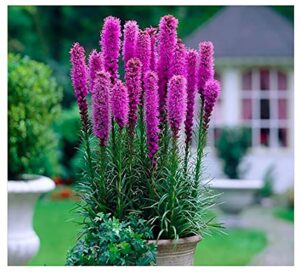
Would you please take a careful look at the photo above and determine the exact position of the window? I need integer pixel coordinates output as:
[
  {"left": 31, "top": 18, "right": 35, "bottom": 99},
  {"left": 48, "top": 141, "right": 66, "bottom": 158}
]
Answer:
[{"left": 241, "top": 68, "right": 289, "bottom": 148}]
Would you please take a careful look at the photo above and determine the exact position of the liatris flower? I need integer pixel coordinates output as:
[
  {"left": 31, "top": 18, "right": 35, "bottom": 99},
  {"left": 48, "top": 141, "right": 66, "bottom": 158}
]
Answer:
[
  {"left": 111, "top": 79, "right": 129, "bottom": 129},
  {"left": 70, "top": 42, "right": 89, "bottom": 130},
  {"left": 123, "top": 20, "right": 139, "bottom": 65},
  {"left": 171, "top": 39, "right": 187, "bottom": 77},
  {"left": 203, "top": 79, "right": 220, "bottom": 130},
  {"left": 144, "top": 71, "right": 160, "bottom": 160},
  {"left": 125, "top": 58, "right": 142, "bottom": 132},
  {"left": 100, "top": 16, "right": 121, "bottom": 84},
  {"left": 136, "top": 30, "right": 151, "bottom": 78},
  {"left": 157, "top": 15, "right": 178, "bottom": 119},
  {"left": 167, "top": 75, "right": 187, "bottom": 138},
  {"left": 92, "top": 71, "right": 111, "bottom": 146},
  {"left": 146, "top": 27, "right": 158, "bottom": 71},
  {"left": 198, "top": 41, "right": 214, "bottom": 95},
  {"left": 88, "top": 49, "right": 103, "bottom": 92},
  {"left": 184, "top": 49, "right": 199, "bottom": 145}
]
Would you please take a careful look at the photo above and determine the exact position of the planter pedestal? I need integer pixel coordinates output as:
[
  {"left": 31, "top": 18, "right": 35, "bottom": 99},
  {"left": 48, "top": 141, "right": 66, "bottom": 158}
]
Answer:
[
  {"left": 211, "top": 179, "right": 263, "bottom": 227},
  {"left": 149, "top": 235, "right": 201, "bottom": 266},
  {"left": 8, "top": 176, "right": 55, "bottom": 266}
]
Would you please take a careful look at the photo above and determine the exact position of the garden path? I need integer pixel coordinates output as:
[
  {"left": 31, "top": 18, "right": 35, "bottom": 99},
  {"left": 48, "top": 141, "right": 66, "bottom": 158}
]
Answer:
[{"left": 240, "top": 206, "right": 294, "bottom": 266}]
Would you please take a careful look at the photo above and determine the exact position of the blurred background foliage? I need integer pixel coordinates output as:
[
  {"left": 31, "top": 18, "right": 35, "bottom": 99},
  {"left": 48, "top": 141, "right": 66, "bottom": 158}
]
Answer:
[
  {"left": 8, "top": 53, "right": 63, "bottom": 179},
  {"left": 8, "top": 5, "right": 293, "bottom": 181}
]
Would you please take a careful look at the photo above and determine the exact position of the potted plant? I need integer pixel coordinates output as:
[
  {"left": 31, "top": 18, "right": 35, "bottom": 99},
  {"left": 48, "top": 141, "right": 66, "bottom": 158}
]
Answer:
[
  {"left": 67, "top": 15, "right": 222, "bottom": 266},
  {"left": 8, "top": 54, "right": 62, "bottom": 265},
  {"left": 211, "top": 127, "right": 263, "bottom": 221}
]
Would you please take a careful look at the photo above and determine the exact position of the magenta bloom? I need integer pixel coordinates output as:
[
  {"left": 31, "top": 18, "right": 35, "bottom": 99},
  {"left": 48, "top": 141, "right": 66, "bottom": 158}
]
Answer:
[
  {"left": 136, "top": 30, "right": 151, "bottom": 78},
  {"left": 125, "top": 58, "right": 142, "bottom": 131},
  {"left": 146, "top": 27, "right": 158, "bottom": 71},
  {"left": 171, "top": 39, "right": 187, "bottom": 77},
  {"left": 144, "top": 71, "right": 160, "bottom": 159},
  {"left": 70, "top": 42, "right": 88, "bottom": 98},
  {"left": 88, "top": 49, "right": 103, "bottom": 92},
  {"left": 92, "top": 71, "right": 111, "bottom": 146},
  {"left": 167, "top": 75, "right": 187, "bottom": 138},
  {"left": 100, "top": 16, "right": 121, "bottom": 84},
  {"left": 198, "top": 41, "right": 214, "bottom": 95},
  {"left": 111, "top": 79, "right": 129, "bottom": 129},
  {"left": 123, "top": 20, "right": 139, "bottom": 65},
  {"left": 157, "top": 15, "right": 178, "bottom": 118},
  {"left": 203, "top": 79, "right": 220, "bottom": 130},
  {"left": 184, "top": 49, "right": 199, "bottom": 145},
  {"left": 70, "top": 43, "right": 89, "bottom": 131}
]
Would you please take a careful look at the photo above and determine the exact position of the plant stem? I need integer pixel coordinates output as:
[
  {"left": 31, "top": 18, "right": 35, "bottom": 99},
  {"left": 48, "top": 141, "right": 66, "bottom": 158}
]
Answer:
[{"left": 195, "top": 96, "right": 205, "bottom": 183}]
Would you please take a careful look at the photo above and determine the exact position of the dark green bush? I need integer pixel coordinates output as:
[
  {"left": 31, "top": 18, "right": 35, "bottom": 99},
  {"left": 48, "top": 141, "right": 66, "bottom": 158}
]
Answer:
[
  {"left": 8, "top": 53, "right": 63, "bottom": 179},
  {"left": 215, "top": 127, "right": 251, "bottom": 179},
  {"left": 53, "top": 103, "right": 81, "bottom": 179},
  {"left": 66, "top": 213, "right": 157, "bottom": 266}
]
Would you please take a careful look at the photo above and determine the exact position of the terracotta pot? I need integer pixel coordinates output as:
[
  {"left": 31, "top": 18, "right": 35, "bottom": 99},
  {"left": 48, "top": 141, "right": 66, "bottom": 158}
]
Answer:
[
  {"left": 8, "top": 175, "right": 55, "bottom": 266},
  {"left": 149, "top": 235, "right": 201, "bottom": 266}
]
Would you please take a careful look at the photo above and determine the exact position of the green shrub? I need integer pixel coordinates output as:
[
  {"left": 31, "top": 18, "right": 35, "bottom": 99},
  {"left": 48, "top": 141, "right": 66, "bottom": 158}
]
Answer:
[
  {"left": 66, "top": 213, "right": 157, "bottom": 266},
  {"left": 258, "top": 166, "right": 274, "bottom": 198},
  {"left": 54, "top": 103, "right": 81, "bottom": 179},
  {"left": 8, "top": 53, "right": 63, "bottom": 179},
  {"left": 215, "top": 127, "right": 251, "bottom": 179}
]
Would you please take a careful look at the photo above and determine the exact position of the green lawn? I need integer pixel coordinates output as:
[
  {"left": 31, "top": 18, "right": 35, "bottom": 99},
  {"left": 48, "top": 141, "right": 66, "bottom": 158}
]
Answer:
[
  {"left": 29, "top": 198, "right": 80, "bottom": 266},
  {"left": 194, "top": 228, "right": 267, "bottom": 265},
  {"left": 29, "top": 196, "right": 267, "bottom": 266},
  {"left": 273, "top": 208, "right": 294, "bottom": 223}
]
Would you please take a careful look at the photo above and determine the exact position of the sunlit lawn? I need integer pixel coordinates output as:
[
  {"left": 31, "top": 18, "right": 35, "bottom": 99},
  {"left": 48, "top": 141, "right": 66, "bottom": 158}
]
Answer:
[{"left": 29, "top": 194, "right": 267, "bottom": 266}]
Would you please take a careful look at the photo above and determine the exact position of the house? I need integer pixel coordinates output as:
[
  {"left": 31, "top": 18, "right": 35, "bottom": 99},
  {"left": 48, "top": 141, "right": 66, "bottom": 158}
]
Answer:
[{"left": 185, "top": 6, "right": 294, "bottom": 192}]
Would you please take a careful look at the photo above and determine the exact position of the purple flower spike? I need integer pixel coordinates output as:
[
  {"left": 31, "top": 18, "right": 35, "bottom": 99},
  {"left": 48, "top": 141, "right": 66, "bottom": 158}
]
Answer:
[
  {"left": 70, "top": 42, "right": 88, "bottom": 98},
  {"left": 203, "top": 79, "right": 220, "bottom": 130},
  {"left": 144, "top": 71, "right": 160, "bottom": 160},
  {"left": 171, "top": 39, "right": 187, "bottom": 77},
  {"left": 198, "top": 41, "right": 214, "bottom": 95},
  {"left": 146, "top": 27, "right": 158, "bottom": 71},
  {"left": 100, "top": 16, "right": 121, "bottom": 84},
  {"left": 136, "top": 30, "right": 151, "bottom": 78},
  {"left": 123, "top": 20, "right": 139, "bottom": 65},
  {"left": 88, "top": 49, "right": 103, "bottom": 93},
  {"left": 125, "top": 57, "right": 142, "bottom": 131},
  {"left": 70, "top": 43, "right": 89, "bottom": 131},
  {"left": 157, "top": 15, "right": 178, "bottom": 119},
  {"left": 92, "top": 71, "right": 111, "bottom": 146},
  {"left": 184, "top": 49, "right": 199, "bottom": 145},
  {"left": 167, "top": 75, "right": 187, "bottom": 138},
  {"left": 111, "top": 79, "right": 129, "bottom": 129}
]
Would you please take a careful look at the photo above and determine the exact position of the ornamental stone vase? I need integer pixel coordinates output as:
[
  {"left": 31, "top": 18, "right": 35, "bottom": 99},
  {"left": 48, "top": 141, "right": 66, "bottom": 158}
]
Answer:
[
  {"left": 210, "top": 178, "right": 263, "bottom": 226},
  {"left": 8, "top": 175, "right": 55, "bottom": 266}
]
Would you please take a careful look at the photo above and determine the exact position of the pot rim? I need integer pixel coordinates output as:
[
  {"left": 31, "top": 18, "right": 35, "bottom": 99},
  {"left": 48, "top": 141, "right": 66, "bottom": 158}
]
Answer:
[
  {"left": 148, "top": 234, "right": 202, "bottom": 246},
  {"left": 8, "top": 175, "right": 55, "bottom": 194}
]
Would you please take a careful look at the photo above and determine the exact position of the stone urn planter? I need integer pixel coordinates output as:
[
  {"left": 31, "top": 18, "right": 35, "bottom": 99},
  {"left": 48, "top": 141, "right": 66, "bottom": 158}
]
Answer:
[
  {"left": 8, "top": 175, "right": 55, "bottom": 266},
  {"left": 149, "top": 235, "right": 201, "bottom": 266},
  {"left": 210, "top": 178, "right": 263, "bottom": 226}
]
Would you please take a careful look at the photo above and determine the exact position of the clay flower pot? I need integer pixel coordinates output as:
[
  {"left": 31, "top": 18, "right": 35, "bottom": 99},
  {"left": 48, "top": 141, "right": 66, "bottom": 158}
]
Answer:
[
  {"left": 149, "top": 235, "right": 201, "bottom": 266},
  {"left": 8, "top": 175, "right": 55, "bottom": 266}
]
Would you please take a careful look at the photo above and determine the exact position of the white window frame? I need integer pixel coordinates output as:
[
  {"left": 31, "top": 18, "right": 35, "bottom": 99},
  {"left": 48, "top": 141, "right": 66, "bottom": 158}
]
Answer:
[{"left": 241, "top": 68, "right": 290, "bottom": 150}]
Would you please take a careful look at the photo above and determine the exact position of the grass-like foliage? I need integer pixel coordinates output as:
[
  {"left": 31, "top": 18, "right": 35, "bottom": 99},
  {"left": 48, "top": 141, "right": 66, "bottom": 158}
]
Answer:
[{"left": 68, "top": 14, "right": 223, "bottom": 265}]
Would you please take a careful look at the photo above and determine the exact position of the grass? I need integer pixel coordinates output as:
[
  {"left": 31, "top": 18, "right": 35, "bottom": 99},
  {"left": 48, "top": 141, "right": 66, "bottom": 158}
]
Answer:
[
  {"left": 194, "top": 228, "right": 267, "bottom": 266},
  {"left": 28, "top": 196, "right": 267, "bottom": 266},
  {"left": 273, "top": 208, "right": 294, "bottom": 223},
  {"left": 29, "top": 197, "right": 80, "bottom": 266}
]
